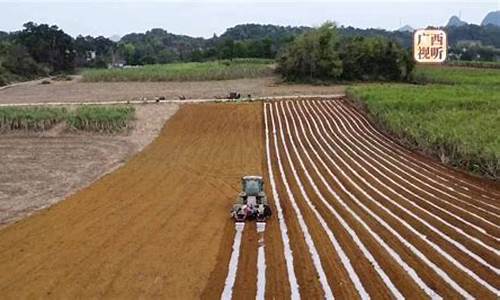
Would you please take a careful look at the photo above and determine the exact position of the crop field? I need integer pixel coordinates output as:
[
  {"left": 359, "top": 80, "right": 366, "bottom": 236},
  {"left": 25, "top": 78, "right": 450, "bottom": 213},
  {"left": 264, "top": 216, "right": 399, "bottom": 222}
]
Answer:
[
  {"left": 67, "top": 105, "right": 135, "bottom": 132},
  {"left": 81, "top": 59, "right": 274, "bottom": 82},
  {"left": 0, "top": 105, "right": 135, "bottom": 133},
  {"left": 446, "top": 60, "right": 500, "bottom": 69},
  {"left": 348, "top": 66, "right": 500, "bottom": 178},
  {"left": 216, "top": 99, "right": 498, "bottom": 299},
  {"left": 0, "top": 106, "right": 67, "bottom": 131},
  {"left": 414, "top": 65, "right": 500, "bottom": 85},
  {"left": 0, "top": 100, "right": 497, "bottom": 299}
]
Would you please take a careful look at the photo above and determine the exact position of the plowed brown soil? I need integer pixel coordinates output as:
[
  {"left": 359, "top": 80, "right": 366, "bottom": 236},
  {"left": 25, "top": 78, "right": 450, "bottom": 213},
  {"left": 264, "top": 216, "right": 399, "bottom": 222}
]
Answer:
[
  {"left": 1, "top": 98, "right": 498, "bottom": 299},
  {"left": 262, "top": 100, "right": 498, "bottom": 299},
  {"left": 0, "top": 104, "right": 178, "bottom": 228},
  {"left": 0, "top": 102, "right": 263, "bottom": 298}
]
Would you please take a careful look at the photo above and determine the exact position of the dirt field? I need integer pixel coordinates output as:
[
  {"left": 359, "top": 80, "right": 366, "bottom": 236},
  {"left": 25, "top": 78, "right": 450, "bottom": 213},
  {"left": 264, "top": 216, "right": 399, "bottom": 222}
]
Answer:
[
  {"left": 0, "top": 102, "right": 263, "bottom": 298},
  {"left": 0, "top": 104, "right": 178, "bottom": 227},
  {"left": 0, "top": 99, "right": 498, "bottom": 299},
  {"left": 0, "top": 76, "right": 345, "bottom": 104}
]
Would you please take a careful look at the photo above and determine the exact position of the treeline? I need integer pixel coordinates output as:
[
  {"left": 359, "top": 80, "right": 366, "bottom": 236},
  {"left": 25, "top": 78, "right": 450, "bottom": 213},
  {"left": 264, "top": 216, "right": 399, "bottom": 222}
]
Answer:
[
  {"left": 0, "top": 22, "right": 116, "bottom": 85},
  {"left": 277, "top": 23, "right": 414, "bottom": 82},
  {"left": 114, "top": 24, "right": 500, "bottom": 65},
  {"left": 116, "top": 25, "right": 305, "bottom": 65},
  {"left": 1, "top": 21, "right": 500, "bottom": 85}
]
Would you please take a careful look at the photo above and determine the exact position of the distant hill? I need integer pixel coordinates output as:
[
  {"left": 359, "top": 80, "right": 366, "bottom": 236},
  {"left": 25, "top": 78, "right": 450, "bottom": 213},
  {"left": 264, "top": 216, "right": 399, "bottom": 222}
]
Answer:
[
  {"left": 447, "top": 16, "right": 467, "bottom": 27},
  {"left": 481, "top": 11, "right": 500, "bottom": 26},
  {"left": 218, "top": 24, "right": 311, "bottom": 41},
  {"left": 119, "top": 28, "right": 207, "bottom": 63},
  {"left": 397, "top": 25, "right": 414, "bottom": 32}
]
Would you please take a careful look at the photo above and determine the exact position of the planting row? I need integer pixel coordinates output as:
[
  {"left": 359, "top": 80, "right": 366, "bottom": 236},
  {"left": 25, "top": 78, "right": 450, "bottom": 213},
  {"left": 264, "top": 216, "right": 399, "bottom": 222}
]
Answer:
[
  {"left": 81, "top": 59, "right": 274, "bottom": 82},
  {"left": 347, "top": 66, "right": 500, "bottom": 178},
  {"left": 255, "top": 99, "right": 498, "bottom": 299},
  {"left": 0, "top": 105, "right": 135, "bottom": 133}
]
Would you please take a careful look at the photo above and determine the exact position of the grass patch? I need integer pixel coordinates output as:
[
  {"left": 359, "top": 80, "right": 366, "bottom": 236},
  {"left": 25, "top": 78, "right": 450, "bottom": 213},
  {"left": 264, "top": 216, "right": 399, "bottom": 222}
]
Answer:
[
  {"left": 414, "top": 65, "right": 500, "bottom": 85},
  {"left": 0, "top": 106, "right": 67, "bottom": 131},
  {"left": 347, "top": 66, "right": 500, "bottom": 178},
  {"left": 67, "top": 105, "right": 135, "bottom": 133},
  {"left": 81, "top": 59, "right": 274, "bottom": 82},
  {"left": 446, "top": 60, "right": 500, "bottom": 69}
]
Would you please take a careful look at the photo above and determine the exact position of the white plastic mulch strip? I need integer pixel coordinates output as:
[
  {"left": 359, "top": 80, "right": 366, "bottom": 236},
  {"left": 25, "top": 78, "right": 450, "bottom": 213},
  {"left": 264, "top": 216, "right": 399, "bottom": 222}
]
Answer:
[
  {"left": 270, "top": 102, "right": 334, "bottom": 299},
  {"left": 310, "top": 101, "right": 500, "bottom": 271},
  {"left": 305, "top": 100, "right": 500, "bottom": 294},
  {"left": 256, "top": 222, "right": 266, "bottom": 300},
  {"left": 335, "top": 100, "right": 500, "bottom": 203},
  {"left": 329, "top": 101, "right": 500, "bottom": 222},
  {"left": 325, "top": 101, "right": 500, "bottom": 238},
  {"left": 264, "top": 103, "right": 300, "bottom": 299},
  {"left": 275, "top": 102, "right": 371, "bottom": 299},
  {"left": 281, "top": 101, "right": 405, "bottom": 299},
  {"left": 221, "top": 222, "right": 245, "bottom": 300},
  {"left": 291, "top": 101, "right": 443, "bottom": 299},
  {"left": 299, "top": 100, "right": 495, "bottom": 298}
]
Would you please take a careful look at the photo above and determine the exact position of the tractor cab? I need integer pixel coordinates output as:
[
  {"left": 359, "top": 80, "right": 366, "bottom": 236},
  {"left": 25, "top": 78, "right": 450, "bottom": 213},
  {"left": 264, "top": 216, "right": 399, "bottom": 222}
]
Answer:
[{"left": 241, "top": 176, "right": 264, "bottom": 196}]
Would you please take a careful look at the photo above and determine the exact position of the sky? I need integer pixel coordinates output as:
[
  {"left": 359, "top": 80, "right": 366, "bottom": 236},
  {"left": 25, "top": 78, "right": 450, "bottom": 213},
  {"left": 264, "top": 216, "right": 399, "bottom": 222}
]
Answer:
[{"left": 0, "top": 1, "right": 498, "bottom": 38}]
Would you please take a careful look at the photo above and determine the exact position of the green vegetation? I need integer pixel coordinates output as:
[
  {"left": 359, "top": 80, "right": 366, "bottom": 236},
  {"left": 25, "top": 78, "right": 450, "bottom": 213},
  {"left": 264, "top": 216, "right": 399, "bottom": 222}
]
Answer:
[
  {"left": 81, "top": 59, "right": 274, "bottom": 82},
  {"left": 414, "top": 65, "right": 500, "bottom": 85},
  {"left": 348, "top": 66, "right": 500, "bottom": 178},
  {"left": 277, "top": 23, "right": 342, "bottom": 82},
  {"left": 446, "top": 60, "right": 500, "bottom": 69},
  {"left": 277, "top": 23, "right": 413, "bottom": 82},
  {"left": 115, "top": 23, "right": 500, "bottom": 65},
  {"left": 0, "top": 106, "right": 67, "bottom": 131},
  {"left": 0, "top": 43, "right": 48, "bottom": 86},
  {"left": 2, "top": 20, "right": 499, "bottom": 86},
  {"left": 67, "top": 105, "right": 135, "bottom": 133},
  {"left": 0, "top": 105, "right": 135, "bottom": 133}
]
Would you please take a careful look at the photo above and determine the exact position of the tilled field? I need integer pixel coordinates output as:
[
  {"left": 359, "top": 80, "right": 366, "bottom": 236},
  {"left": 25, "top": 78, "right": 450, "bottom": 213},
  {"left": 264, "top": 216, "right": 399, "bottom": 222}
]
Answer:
[
  {"left": 0, "top": 99, "right": 498, "bottom": 299},
  {"left": 220, "top": 99, "right": 499, "bottom": 299},
  {"left": 0, "top": 103, "right": 263, "bottom": 298},
  {"left": 0, "top": 104, "right": 178, "bottom": 228}
]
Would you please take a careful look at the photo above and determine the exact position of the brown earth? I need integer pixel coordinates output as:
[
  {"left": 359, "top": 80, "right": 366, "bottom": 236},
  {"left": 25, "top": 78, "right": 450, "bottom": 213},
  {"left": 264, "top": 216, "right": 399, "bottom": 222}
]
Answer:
[
  {"left": 0, "top": 99, "right": 498, "bottom": 299},
  {"left": 0, "top": 102, "right": 264, "bottom": 298},
  {"left": 259, "top": 100, "right": 498, "bottom": 299},
  {"left": 0, "top": 104, "right": 178, "bottom": 228},
  {"left": 0, "top": 76, "right": 345, "bottom": 104}
]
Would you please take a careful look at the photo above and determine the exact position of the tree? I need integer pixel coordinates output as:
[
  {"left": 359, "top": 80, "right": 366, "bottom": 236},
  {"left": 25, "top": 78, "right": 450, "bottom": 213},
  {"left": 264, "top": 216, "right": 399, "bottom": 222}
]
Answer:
[
  {"left": 339, "top": 37, "right": 413, "bottom": 81},
  {"left": 218, "top": 39, "right": 235, "bottom": 60},
  {"left": 277, "top": 22, "right": 343, "bottom": 81},
  {"left": 16, "top": 22, "right": 75, "bottom": 72},
  {"left": 118, "top": 43, "right": 138, "bottom": 65},
  {"left": 0, "top": 42, "right": 47, "bottom": 85},
  {"left": 277, "top": 23, "right": 414, "bottom": 82}
]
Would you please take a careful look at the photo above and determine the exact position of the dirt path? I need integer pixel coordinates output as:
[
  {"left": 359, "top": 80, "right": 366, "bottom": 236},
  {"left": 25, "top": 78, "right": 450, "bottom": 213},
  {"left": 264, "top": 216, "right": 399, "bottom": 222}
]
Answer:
[
  {"left": 0, "top": 103, "right": 263, "bottom": 298},
  {"left": 0, "top": 76, "right": 345, "bottom": 104}
]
